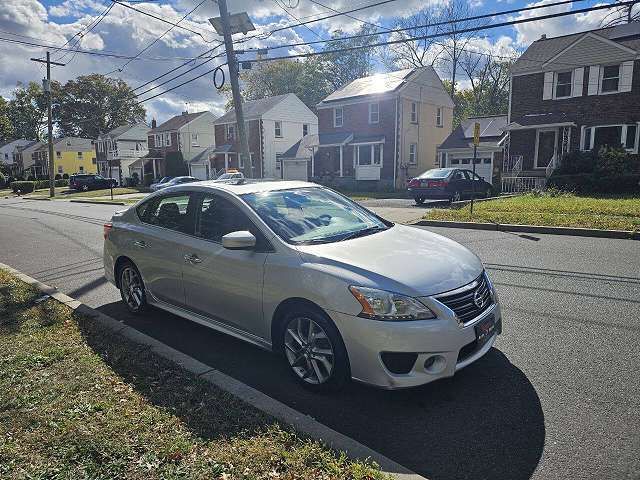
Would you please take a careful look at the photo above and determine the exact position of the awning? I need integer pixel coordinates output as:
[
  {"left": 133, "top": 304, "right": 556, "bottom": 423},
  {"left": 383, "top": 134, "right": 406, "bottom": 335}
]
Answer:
[
  {"left": 350, "top": 134, "right": 385, "bottom": 145},
  {"left": 503, "top": 112, "right": 576, "bottom": 131}
]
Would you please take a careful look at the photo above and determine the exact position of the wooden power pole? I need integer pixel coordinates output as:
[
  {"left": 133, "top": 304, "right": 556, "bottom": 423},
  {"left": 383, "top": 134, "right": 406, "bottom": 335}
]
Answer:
[{"left": 30, "top": 52, "right": 65, "bottom": 198}]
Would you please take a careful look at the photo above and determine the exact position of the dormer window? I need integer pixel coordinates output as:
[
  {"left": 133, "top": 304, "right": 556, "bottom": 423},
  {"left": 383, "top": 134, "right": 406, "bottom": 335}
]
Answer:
[
  {"left": 601, "top": 65, "right": 620, "bottom": 93},
  {"left": 555, "top": 71, "right": 572, "bottom": 98}
]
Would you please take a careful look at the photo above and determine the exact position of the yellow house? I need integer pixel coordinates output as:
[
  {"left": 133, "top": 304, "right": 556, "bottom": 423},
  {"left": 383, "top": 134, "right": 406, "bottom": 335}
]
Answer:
[{"left": 35, "top": 137, "right": 97, "bottom": 176}]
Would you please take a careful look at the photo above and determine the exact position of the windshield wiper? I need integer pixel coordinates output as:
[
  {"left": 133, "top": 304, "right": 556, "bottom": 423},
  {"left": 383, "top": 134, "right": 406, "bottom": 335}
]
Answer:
[{"left": 340, "top": 226, "right": 386, "bottom": 241}]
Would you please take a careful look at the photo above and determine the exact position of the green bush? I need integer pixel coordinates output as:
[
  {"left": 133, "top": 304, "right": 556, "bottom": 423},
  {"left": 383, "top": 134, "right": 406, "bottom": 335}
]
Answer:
[
  {"left": 557, "top": 150, "right": 596, "bottom": 175},
  {"left": 596, "top": 147, "right": 637, "bottom": 176},
  {"left": 62, "top": 173, "right": 69, "bottom": 179},
  {"left": 0, "top": 172, "right": 7, "bottom": 188},
  {"left": 143, "top": 173, "right": 154, "bottom": 187},
  {"left": 10, "top": 181, "right": 35, "bottom": 194},
  {"left": 548, "top": 173, "right": 640, "bottom": 194}
]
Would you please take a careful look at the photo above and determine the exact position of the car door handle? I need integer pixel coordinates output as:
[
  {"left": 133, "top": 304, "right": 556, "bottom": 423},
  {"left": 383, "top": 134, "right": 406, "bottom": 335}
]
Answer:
[
  {"left": 183, "top": 253, "right": 202, "bottom": 264},
  {"left": 133, "top": 240, "right": 147, "bottom": 248}
]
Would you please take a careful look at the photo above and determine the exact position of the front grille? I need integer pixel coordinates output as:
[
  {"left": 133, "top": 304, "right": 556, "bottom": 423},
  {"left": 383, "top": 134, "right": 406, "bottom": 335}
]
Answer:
[{"left": 436, "top": 272, "right": 492, "bottom": 324}]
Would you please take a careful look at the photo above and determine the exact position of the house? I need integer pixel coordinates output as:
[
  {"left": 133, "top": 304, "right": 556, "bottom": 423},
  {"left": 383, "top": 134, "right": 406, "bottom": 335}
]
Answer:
[
  {"left": 137, "top": 111, "right": 216, "bottom": 180},
  {"left": 437, "top": 115, "right": 508, "bottom": 185},
  {"left": 33, "top": 137, "right": 97, "bottom": 177},
  {"left": 208, "top": 93, "right": 318, "bottom": 180},
  {"left": 1, "top": 139, "right": 32, "bottom": 174},
  {"left": 298, "top": 67, "right": 453, "bottom": 189},
  {"left": 14, "top": 141, "right": 44, "bottom": 178},
  {"left": 504, "top": 22, "right": 640, "bottom": 190},
  {"left": 95, "top": 123, "right": 149, "bottom": 183}
]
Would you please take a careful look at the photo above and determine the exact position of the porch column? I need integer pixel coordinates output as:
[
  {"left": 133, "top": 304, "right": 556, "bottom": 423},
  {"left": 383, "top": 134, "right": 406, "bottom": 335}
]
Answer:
[
  {"left": 311, "top": 147, "right": 315, "bottom": 177},
  {"left": 141, "top": 159, "right": 145, "bottom": 178},
  {"left": 224, "top": 153, "right": 229, "bottom": 171},
  {"left": 339, "top": 145, "right": 343, "bottom": 177},
  {"left": 152, "top": 158, "right": 157, "bottom": 179}
]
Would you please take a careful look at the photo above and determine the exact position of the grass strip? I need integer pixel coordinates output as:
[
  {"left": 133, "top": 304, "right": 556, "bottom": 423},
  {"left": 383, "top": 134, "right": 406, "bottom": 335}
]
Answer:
[{"left": 0, "top": 269, "right": 386, "bottom": 480}]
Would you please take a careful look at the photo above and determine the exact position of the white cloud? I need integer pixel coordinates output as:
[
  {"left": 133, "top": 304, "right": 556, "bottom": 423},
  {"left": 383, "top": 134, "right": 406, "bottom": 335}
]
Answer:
[{"left": 511, "top": 0, "right": 611, "bottom": 46}]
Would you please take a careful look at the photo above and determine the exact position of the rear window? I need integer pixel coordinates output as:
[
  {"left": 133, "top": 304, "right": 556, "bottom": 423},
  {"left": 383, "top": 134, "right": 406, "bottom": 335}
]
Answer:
[{"left": 418, "top": 169, "right": 452, "bottom": 179}]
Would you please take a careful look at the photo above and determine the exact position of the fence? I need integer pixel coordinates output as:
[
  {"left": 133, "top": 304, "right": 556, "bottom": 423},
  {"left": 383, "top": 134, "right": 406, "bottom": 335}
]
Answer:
[{"left": 501, "top": 176, "right": 547, "bottom": 193}]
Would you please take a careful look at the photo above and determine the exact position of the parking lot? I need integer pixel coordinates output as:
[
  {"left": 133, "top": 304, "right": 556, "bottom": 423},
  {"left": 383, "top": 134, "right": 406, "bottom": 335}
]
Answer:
[{"left": 0, "top": 197, "right": 638, "bottom": 479}]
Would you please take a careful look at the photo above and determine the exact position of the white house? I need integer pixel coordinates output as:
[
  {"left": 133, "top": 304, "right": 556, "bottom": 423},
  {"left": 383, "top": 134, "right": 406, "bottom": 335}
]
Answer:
[{"left": 95, "top": 123, "right": 149, "bottom": 183}]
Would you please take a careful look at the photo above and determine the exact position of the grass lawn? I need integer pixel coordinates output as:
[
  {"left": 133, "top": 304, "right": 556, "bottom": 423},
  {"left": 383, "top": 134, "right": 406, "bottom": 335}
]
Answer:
[
  {"left": 425, "top": 193, "right": 640, "bottom": 231},
  {"left": 57, "top": 187, "right": 148, "bottom": 198},
  {"left": 0, "top": 269, "right": 386, "bottom": 480}
]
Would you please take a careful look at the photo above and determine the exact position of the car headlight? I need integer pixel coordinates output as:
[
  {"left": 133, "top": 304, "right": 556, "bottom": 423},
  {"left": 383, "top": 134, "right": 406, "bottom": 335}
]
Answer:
[{"left": 348, "top": 286, "right": 436, "bottom": 321}]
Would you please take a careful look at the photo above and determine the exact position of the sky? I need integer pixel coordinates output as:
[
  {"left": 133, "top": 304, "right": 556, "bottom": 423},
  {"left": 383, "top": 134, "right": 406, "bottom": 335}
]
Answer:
[{"left": 0, "top": 0, "right": 630, "bottom": 125}]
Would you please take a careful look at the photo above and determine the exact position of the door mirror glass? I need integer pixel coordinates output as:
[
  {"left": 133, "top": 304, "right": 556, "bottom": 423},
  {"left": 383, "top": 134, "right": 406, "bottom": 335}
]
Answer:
[{"left": 222, "top": 231, "right": 256, "bottom": 250}]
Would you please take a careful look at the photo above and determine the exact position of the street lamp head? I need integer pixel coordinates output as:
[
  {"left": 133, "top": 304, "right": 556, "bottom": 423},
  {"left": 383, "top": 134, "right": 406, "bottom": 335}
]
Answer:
[{"left": 209, "top": 12, "right": 255, "bottom": 35}]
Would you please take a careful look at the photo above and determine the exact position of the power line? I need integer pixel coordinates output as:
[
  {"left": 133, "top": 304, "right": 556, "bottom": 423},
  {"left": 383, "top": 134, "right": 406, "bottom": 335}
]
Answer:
[
  {"left": 273, "top": 0, "right": 325, "bottom": 40},
  {"left": 137, "top": 62, "right": 228, "bottom": 103},
  {"left": 110, "top": 0, "right": 215, "bottom": 41},
  {"left": 105, "top": 0, "right": 208, "bottom": 75}
]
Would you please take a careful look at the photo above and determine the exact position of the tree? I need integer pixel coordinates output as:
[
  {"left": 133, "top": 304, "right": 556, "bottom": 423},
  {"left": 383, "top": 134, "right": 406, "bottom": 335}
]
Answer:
[
  {"left": 6, "top": 81, "right": 58, "bottom": 140},
  {"left": 600, "top": 0, "right": 639, "bottom": 26},
  {"left": 55, "top": 74, "right": 145, "bottom": 138},
  {"left": 458, "top": 51, "right": 513, "bottom": 118},
  {"left": 0, "top": 96, "right": 14, "bottom": 142}
]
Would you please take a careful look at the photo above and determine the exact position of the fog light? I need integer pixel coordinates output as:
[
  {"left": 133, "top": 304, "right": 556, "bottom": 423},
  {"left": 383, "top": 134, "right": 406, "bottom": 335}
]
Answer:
[{"left": 423, "top": 355, "right": 446, "bottom": 374}]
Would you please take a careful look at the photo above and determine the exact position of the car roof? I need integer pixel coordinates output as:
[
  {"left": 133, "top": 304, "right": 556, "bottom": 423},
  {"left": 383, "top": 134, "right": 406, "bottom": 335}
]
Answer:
[{"left": 164, "top": 180, "right": 319, "bottom": 196}]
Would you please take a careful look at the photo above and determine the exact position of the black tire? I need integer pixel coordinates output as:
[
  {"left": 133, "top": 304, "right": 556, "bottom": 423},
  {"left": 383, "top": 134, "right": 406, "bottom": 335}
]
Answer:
[
  {"left": 82, "top": 184, "right": 89, "bottom": 191},
  {"left": 280, "top": 305, "right": 350, "bottom": 392},
  {"left": 414, "top": 196, "right": 425, "bottom": 205},
  {"left": 118, "top": 260, "right": 149, "bottom": 314},
  {"left": 450, "top": 190, "right": 462, "bottom": 203}
]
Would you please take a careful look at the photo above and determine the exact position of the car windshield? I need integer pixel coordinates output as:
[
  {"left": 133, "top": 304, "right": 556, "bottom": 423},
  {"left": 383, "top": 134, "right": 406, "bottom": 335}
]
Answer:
[
  {"left": 241, "top": 187, "right": 390, "bottom": 245},
  {"left": 418, "top": 169, "right": 452, "bottom": 179},
  {"left": 159, "top": 177, "right": 171, "bottom": 183},
  {"left": 217, "top": 173, "right": 239, "bottom": 180}
]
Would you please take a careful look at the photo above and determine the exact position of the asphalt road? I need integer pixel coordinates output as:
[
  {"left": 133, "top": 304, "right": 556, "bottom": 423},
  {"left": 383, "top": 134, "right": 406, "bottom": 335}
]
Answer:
[{"left": 1, "top": 197, "right": 639, "bottom": 480}]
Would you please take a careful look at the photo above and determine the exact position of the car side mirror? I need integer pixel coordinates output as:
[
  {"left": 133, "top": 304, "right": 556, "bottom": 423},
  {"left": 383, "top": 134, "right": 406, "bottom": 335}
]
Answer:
[{"left": 222, "top": 231, "right": 256, "bottom": 250}]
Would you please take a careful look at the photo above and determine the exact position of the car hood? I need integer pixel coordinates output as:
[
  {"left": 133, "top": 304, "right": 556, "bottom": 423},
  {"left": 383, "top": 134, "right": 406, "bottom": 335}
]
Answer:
[{"left": 294, "top": 224, "right": 483, "bottom": 297}]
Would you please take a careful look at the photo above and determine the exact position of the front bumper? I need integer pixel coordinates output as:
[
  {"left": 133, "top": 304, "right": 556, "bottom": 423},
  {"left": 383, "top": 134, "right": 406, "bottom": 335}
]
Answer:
[{"left": 327, "top": 300, "right": 501, "bottom": 389}]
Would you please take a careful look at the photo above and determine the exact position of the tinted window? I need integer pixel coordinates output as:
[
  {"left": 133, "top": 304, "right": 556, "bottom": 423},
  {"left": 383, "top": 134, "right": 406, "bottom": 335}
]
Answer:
[
  {"left": 417, "top": 169, "right": 452, "bottom": 179},
  {"left": 139, "top": 194, "right": 195, "bottom": 234},
  {"left": 461, "top": 171, "right": 472, "bottom": 180},
  {"left": 451, "top": 170, "right": 465, "bottom": 181},
  {"left": 197, "top": 194, "right": 268, "bottom": 249}
]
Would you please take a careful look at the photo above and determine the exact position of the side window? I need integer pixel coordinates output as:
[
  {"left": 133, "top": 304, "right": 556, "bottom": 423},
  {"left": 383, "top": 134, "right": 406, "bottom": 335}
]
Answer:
[
  {"left": 139, "top": 193, "right": 195, "bottom": 234},
  {"left": 197, "top": 194, "right": 269, "bottom": 249},
  {"left": 461, "top": 171, "right": 472, "bottom": 180},
  {"left": 452, "top": 170, "right": 464, "bottom": 181}
]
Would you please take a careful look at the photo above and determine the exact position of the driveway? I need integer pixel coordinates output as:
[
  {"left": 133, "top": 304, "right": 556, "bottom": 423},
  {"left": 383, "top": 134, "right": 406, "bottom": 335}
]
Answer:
[
  {"left": 358, "top": 197, "right": 441, "bottom": 224},
  {"left": 0, "top": 197, "right": 638, "bottom": 480}
]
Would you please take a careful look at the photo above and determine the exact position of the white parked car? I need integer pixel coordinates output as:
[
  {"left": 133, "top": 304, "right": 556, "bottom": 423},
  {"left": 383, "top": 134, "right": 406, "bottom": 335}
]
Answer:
[{"left": 103, "top": 181, "right": 502, "bottom": 391}]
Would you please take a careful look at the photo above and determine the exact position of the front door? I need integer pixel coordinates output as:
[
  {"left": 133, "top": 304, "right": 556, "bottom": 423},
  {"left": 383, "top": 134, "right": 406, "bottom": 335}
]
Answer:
[
  {"left": 180, "top": 193, "right": 270, "bottom": 339},
  {"left": 535, "top": 129, "right": 557, "bottom": 168},
  {"left": 132, "top": 192, "right": 198, "bottom": 307}
]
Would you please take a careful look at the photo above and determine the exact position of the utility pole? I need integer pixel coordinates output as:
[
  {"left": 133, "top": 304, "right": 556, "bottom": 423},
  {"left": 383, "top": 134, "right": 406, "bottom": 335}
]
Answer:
[
  {"left": 31, "top": 52, "right": 65, "bottom": 198},
  {"left": 210, "top": 1, "right": 255, "bottom": 178},
  {"left": 471, "top": 122, "right": 480, "bottom": 215}
]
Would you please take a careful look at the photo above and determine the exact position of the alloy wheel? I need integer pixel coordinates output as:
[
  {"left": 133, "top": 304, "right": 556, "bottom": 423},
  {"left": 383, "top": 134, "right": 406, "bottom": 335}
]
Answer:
[
  {"left": 453, "top": 191, "right": 461, "bottom": 202},
  {"left": 120, "top": 266, "right": 144, "bottom": 310},
  {"left": 284, "top": 317, "right": 335, "bottom": 385}
]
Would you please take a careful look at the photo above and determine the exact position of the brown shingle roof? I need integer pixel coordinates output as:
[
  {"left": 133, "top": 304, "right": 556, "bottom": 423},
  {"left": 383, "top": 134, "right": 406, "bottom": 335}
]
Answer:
[{"left": 149, "top": 111, "right": 208, "bottom": 133}]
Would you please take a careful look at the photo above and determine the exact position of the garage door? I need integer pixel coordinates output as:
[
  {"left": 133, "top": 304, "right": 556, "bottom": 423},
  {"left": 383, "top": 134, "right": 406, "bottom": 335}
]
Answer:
[
  {"left": 449, "top": 157, "right": 493, "bottom": 184},
  {"left": 190, "top": 164, "right": 208, "bottom": 181},
  {"left": 282, "top": 160, "right": 308, "bottom": 181}
]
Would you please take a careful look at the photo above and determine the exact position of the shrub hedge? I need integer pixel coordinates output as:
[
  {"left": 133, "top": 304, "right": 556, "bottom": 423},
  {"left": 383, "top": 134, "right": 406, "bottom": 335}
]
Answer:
[
  {"left": 547, "top": 174, "right": 640, "bottom": 194},
  {"left": 10, "top": 179, "right": 69, "bottom": 193}
]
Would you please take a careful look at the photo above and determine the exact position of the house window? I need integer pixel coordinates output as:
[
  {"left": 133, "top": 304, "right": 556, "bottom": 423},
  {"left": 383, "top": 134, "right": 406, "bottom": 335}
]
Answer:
[
  {"left": 57, "top": 166, "right": 63, "bottom": 174},
  {"left": 56, "top": 151, "right": 61, "bottom": 159},
  {"left": 601, "top": 65, "right": 620, "bottom": 93},
  {"left": 583, "top": 127, "right": 592, "bottom": 151},
  {"left": 164, "top": 133, "right": 171, "bottom": 146},
  {"left": 227, "top": 124, "right": 235, "bottom": 140},
  {"left": 409, "top": 143, "right": 417, "bottom": 164},
  {"left": 77, "top": 152, "right": 83, "bottom": 159},
  {"left": 334, "top": 107, "right": 343, "bottom": 128},
  {"left": 368, "top": 103, "right": 379, "bottom": 124},
  {"left": 436, "top": 107, "right": 443, "bottom": 127},
  {"left": 303, "top": 123, "right": 309, "bottom": 136},
  {"left": 356, "top": 144, "right": 383, "bottom": 166},
  {"left": 78, "top": 166, "right": 84, "bottom": 173},
  {"left": 275, "top": 121, "right": 282, "bottom": 138},
  {"left": 92, "top": 157, "right": 97, "bottom": 164},
  {"left": 191, "top": 133, "right": 199, "bottom": 146},
  {"left": 582, "top": 124, "right": 638, "bottom": 152},
  {"left": 625, "top": 125, "right": 637, "bottom": 150},
  {"left": 555, "top": 71, "right": 572, "bottom": 98},
  {"left": 411, "top": 102, "right": 418, "bottom": 123},
  {"left": 154, "top": 134, "right": 160, "bottom": 147}
]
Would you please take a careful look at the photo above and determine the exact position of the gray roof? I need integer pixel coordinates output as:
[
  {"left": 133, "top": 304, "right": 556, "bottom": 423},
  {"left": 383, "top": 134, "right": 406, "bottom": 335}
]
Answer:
[
  {"left": 351, "top": 134, "right": 386, "bottom": 144},
  {"left": 319, "top": 69, "right": 413, "bottom": 104},
  {"left": 439, "top": 115, "right": 507, "bottom": 150},
  {"left": 512, "top": 23, "right": 640, "bottom": 75},
  {"left": 213, "top": 94, "right": 291, "bottom": 125},
  {"left": 281, "top": 135, "right": 319, "bottom": 159},
  {"left": 506, "top": 112, "right": 575, "bottom": 130},
  {"left": 107, "top": 124, "right": 132, "bottom": 138},
  {"left": 149, "top": 111, "right": 208, "bottom": 133},
  {"left": 189, "top": 146, "right": 217, "bottom": 164},
  {"left": 16, "top": 140, "right": 41, "bottom": 152}
]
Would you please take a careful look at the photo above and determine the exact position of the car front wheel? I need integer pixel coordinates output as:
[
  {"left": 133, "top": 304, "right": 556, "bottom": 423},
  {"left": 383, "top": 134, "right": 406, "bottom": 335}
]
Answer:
[
  {"left": 282, "top": 308, "right": 349, "bottom": 392},
  {"left": 414, "top": 196, "right": 425, "bottom": 205},
  {"left": 82, "top": 184, "right": 89, "bottom": 191},
  {"left": 451, "top": 191, "right": 461, "bottom": 202},
  {"left": 119, "top": 261, "right": 148, "bottom": 314}
]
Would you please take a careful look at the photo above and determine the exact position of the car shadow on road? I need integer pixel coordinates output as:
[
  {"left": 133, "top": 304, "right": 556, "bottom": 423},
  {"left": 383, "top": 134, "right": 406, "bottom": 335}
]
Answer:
[{"left": 96, "top": 301, "right": 545, "bottom": 480}]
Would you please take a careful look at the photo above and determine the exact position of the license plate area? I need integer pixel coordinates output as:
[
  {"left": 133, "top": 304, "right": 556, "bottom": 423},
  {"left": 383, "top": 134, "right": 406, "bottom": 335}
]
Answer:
[{"left": 475, "top": 314, "right": 497, "bottom": 348}]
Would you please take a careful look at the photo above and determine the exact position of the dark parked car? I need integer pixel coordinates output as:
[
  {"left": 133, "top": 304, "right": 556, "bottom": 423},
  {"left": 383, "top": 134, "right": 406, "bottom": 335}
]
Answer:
[
  {"left": 69, "top": 174, "right": 117, "bottom": 191},
  {"left": 150, "top": 176, "right": 198, "bottom": 192},
  {"left": 407, "top": 168, "right": 494, "bottom": 204}
]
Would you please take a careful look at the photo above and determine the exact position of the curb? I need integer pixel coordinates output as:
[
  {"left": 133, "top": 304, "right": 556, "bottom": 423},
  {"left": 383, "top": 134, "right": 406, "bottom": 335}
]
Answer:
[
  {"left": 22, "top": 196, "right": 51, "bottom": 201},
  {"left": 69, "top": 199, "right": 127, "bottom": 205},
  {"left": 449, "top": 193, "right": 521, "bottom": 209},
  {"left": 0, "top": 262, "right": 426, "bottom": 480},
  {"left": 413, "top": 219, "right": 639, "bottom": 240}
]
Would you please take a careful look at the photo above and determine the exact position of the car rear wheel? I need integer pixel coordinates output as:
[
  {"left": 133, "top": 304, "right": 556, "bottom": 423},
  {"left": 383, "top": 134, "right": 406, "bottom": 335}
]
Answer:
[
  {"left": 282, "top": 308, "right": 349, "bottom": 392},
  {"left": 118, "top": 261, "right": 148, "bottom": 314},
  {"left": 414, "top": 196, "right": 425, "bottom": 205}
]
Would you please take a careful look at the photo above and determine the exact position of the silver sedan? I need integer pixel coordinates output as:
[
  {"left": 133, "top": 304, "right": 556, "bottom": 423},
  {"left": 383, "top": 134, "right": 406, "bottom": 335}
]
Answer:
[{"left": 103, "top": 181, "right": 502, "bottom": 391}]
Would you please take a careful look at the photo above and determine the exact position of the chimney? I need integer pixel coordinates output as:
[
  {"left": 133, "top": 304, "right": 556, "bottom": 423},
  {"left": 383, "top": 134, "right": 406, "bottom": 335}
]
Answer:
[
  {"left": 540, "top": 34, "right": 547, "bottom": 40},
  {"left": 182, "top": 111, "right": 189, "bottom": 115},
  {"left": 151, "top": 118, "right": 157, "bottom": 129}
]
